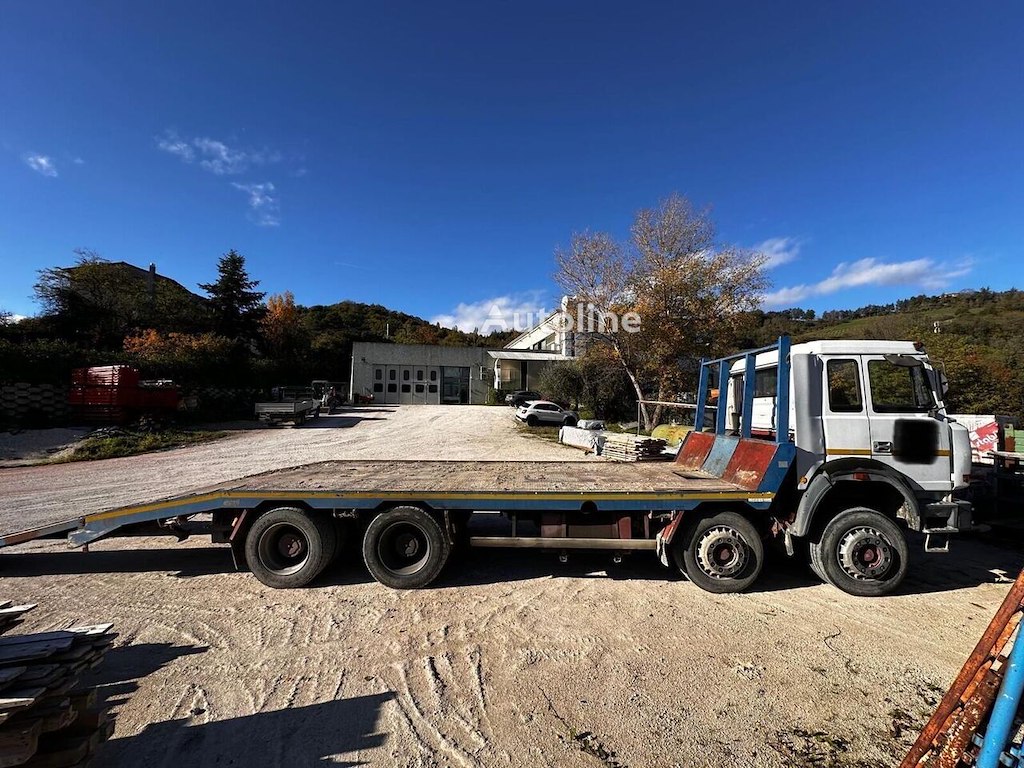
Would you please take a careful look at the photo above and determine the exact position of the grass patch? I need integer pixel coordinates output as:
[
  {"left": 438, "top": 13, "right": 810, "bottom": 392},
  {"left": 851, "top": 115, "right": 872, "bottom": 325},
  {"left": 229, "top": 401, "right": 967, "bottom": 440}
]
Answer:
[
  {"left": 514, "top": 422, "right": 562, "bottom": 443},
  {"left": 51, "top": 429, "right": 228, "bottom": 463}
]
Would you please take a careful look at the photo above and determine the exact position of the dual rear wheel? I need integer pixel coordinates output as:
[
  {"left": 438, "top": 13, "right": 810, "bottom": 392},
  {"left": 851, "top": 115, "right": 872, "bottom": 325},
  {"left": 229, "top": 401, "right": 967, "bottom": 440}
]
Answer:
[
  {"left": 672, "top": 511, "right": 765, "bottom": 594},
  {"left": 245, "top": 505, "right": 450, "bottom": 590}
]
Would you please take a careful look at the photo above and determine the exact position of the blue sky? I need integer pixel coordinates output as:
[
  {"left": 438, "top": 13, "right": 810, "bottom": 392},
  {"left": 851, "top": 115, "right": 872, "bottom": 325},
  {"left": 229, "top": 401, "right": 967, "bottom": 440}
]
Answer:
[{"left": 2, "top": 2, "right": 1022, "bottom": 330}]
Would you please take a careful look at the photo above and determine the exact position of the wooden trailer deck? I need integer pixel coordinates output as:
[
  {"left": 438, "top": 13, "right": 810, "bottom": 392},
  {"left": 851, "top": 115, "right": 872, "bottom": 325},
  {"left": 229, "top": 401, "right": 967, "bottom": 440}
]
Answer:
[
  {"left": 208, "top": 460, "right": 745, "bottom": 494},
  {"left": 0, "top": 459, "right": 776, "bottom": 550}
]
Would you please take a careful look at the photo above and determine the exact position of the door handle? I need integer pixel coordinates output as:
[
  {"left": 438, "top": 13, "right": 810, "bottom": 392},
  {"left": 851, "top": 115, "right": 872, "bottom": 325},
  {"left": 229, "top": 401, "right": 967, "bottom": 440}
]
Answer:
[{"left": 873, "top": 441, "right": 893, "bottom": 454}]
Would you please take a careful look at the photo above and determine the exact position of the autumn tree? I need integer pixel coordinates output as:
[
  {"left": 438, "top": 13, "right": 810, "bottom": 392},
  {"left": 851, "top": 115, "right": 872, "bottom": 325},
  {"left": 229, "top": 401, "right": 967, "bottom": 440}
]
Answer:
[
  {"left": 261, "top": 291, "right": 304, "bottom": 359},
  {"left": 123, "top": 329, "right": 235, "bottom": 384},
  {"left": 554, "top": 194, "right": 768, "bottom": 431},
  {"left": 199, "top": 250, "right": 265, "bottom": 341}
]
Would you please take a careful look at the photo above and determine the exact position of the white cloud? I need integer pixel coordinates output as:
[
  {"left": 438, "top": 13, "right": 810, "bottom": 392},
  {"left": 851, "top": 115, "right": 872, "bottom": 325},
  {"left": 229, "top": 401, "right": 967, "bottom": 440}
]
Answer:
[
  {"left": 762, "top": 256, "right": 973, "bottom": 308},
  {"left": 432, "top": 291, "right": 549, "bottom": 333},
  {"left": 754, "top": 236, "right": 801, "bottom": 269},
  {"left": 232, "top": 182, "right": 280, "bottom": 226},
  {"left": 157, "top": 131, "right": 280, "bottom": 175},
  {"left": 156, "top": 132, "right": 195, "bottom": 162},
  {"left": 24, "top": 154, "right": 58, "bottom": 177},
  {"left": 72, "top": 157, "right": 84, "bottom": 165}
]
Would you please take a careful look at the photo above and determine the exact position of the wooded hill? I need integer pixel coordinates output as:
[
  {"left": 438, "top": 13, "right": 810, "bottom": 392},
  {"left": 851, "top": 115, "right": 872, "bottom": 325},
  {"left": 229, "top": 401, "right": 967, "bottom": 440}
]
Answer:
[
  {"left": 740, "top": 288, "right": 1024, "bottom": 420},
  {"left": 1, "top": 251, "right": 1020, "bottom": 420}
]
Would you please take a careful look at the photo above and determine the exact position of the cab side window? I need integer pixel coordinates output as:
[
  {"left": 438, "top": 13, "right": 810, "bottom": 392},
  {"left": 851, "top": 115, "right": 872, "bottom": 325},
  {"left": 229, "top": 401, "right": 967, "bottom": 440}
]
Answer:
[
  {"left": 868, "top": 360, "right": 933, "bottom": 413},
  {"left": 827, "top": 359, "right": 863, "bottom": 413}
]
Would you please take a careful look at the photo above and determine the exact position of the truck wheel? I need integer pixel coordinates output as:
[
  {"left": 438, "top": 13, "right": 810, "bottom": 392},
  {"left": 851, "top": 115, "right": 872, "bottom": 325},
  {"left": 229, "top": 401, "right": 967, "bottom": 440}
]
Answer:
[
  {"left": 245, "top": 507, "right": 337, "bottom": 588},
  {"left": 675, "top": 511, "right": 764, "bottom": 593},
  {"left": 362, "top": 506, "right": 450, "bottom": 589},
  {"left": 813, "top": 508, "right": 908, "bottom": 597}
]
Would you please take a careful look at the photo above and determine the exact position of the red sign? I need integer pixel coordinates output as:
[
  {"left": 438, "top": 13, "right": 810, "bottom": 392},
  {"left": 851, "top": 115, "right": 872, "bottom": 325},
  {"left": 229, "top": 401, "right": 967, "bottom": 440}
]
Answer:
[{"left": 970, "top": 421, "right": 1000, "bottom": 461}]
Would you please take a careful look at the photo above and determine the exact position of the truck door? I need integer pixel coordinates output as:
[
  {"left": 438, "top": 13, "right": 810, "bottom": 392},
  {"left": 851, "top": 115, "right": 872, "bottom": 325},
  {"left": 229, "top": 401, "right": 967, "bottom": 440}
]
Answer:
[
  {"left": 863, "top": 355, "right": 952, "bottom": 493},
  {"left": 820, "top": 356, "right": 872, "bottom": 461}
]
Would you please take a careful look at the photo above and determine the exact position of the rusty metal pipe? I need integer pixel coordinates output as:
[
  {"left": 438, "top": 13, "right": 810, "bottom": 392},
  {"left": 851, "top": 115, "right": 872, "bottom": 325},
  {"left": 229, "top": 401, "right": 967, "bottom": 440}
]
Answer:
[{"left": 901, "top": 567, "right": 1024, "bottom": 768}]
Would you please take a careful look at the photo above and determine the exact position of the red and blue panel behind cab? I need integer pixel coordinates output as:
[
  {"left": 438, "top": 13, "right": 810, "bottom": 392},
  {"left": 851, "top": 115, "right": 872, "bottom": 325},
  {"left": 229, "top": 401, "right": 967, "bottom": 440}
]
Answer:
[{"left": 676, "top": 432, "right": 795, "bottom": 493}]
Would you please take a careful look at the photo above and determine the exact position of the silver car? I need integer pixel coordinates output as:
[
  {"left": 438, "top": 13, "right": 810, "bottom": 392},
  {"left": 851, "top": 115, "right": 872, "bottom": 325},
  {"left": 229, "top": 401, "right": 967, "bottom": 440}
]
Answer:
[{"left": 515, "top": 400, "right": 578, "bottom": 427}]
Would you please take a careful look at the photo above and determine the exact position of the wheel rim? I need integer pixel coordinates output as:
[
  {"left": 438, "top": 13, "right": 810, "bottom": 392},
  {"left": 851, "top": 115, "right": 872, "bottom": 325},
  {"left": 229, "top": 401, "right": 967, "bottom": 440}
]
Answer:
[
  {"left": 837, "top": 526, "right": 895, "bottom": 581},
  {"left": 257, "top": 522, "right": 311, "bottom": 576},
  {"left": 695, "top": 525, "right": 749, "bottom": 579},
  {"left": 377, "top": 521, "right": 432, "bottom": 577}
]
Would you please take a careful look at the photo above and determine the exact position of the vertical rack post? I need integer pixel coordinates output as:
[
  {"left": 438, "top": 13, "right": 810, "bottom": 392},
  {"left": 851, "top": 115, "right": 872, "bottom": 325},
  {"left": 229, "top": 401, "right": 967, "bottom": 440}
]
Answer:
[
  {"left": 775, "top": 335, "right": 791, "bottom": 443},
  {"left": 716, "top": 360, "right": 729, "bottom": 435},
  {"left": 741, "top": 353, "right": 757, "bottom": 438},
  {"left": 693, "top": 358, "right": 708, "bottom": 433}
]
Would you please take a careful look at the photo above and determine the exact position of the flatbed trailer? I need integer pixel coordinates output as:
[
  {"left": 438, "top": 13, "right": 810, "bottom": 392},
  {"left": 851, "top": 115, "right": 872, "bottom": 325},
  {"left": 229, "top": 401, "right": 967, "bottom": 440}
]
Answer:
[
  {"left": 0, "top": 337, "right": 976, "bottom": 596},
  {"left": 0, "top": 457, "right": 780, "bottom": 589}
]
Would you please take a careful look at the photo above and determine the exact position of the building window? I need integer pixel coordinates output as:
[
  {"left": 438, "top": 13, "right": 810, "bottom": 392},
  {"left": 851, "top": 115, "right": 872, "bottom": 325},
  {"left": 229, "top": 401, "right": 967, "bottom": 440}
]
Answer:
[
  {"left": 428, "top": 384, "right": 438, "bottom": 393},
  {"left": 373, "top": 383, "right": 383, "bottom": 393},
  {"left": 374, "top": 369, "right": 382, "bottom": 381},
  {"left": 401, "top": 384, "right": 411, "bottom": 393},
  {"left": 417, "top": 370, "right": 424, "bottom": 381},
  {"left": 403, "top": 369, "right": 410, "bottom": 381},
  {"left": 389, "top": 369, "right": 396, "bottom": 381},
  {"left": 415, "top": 384, "right": 424, "bottom": 393},
  {"left": 387, "top": 383, "right": 397, "bottom": 393},
  {"left": 430, "top": 370, "right": 437, "bottom": 381}
]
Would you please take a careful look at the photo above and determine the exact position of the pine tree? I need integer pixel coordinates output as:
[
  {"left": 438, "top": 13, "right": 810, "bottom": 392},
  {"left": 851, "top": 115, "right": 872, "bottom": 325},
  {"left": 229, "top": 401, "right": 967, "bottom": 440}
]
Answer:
[{"left": 199, "top": 250, "right": 266, "bottom": 340}]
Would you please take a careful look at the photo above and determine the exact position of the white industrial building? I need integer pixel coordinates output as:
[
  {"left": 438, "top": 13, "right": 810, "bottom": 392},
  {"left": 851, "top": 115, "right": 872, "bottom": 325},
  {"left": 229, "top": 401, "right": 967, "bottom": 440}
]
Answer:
[{"left": 349, "top": 303, "right": 578, "bottom": 405}]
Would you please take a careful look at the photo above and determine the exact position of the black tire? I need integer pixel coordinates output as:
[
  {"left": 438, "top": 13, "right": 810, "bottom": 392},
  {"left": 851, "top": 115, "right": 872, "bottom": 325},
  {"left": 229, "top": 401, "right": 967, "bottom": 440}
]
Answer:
[
  {"left": 526, "top": 415, "right": 538, "bottom": 427},
  {"left": 563, "top": 417, "right": 577, "bottom": 427},
  {"left": 245, "top": 507, "right": 337, "bottom": 588},
  {"left": 814, "top": 507, "right": 908, "bottom": 597},
  {"left": 362, "top": 506, "right": 450, "bottom": 589},
  {"left": 808, "top": 538, "right": 827, "bottom": 581},
  {"left": 673, "top": 511, "right": 764, "bottom": 593}
]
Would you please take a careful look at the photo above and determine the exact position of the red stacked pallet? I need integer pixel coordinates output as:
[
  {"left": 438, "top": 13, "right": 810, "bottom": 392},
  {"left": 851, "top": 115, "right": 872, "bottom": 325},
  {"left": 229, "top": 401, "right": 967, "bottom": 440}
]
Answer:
[{"left": 68, "top": 366, "right": 179, "bottom": 424}]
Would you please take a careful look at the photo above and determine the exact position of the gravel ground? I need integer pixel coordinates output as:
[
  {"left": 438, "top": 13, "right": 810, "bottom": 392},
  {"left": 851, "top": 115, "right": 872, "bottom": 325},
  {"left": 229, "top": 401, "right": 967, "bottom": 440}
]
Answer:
[
  {"left": 1, "top": 404, "right": 1022, "bottom": 767},
  {"left": 0, "top": 427, "right": 90, "bottom": 466},
  {"left": 0, "top": 405, "right": 590, "bottom": 533}
]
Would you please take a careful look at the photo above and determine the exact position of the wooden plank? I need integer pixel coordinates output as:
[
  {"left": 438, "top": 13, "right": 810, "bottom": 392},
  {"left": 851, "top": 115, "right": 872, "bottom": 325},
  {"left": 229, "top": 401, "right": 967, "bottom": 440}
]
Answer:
[
  {"left": 0, "top": 687, "right": 46, "bottom": 713},
  {"left": 0, "top": 670, "right": 26, "bottom": 693},
  {"left": 0, "top": 607, "right": 36, "bottom": 620},
  {"left": 0, "top": 627, "right": 112, "bottom": 650},
  {"left": 11, "top": 667, "right": 63, "bottom": 690},
  {"left": 0, "top": 642, "right": 72, "bottom": 667},
  {"left": 0, "top": 719, "right": 41, "bottom": 768}
]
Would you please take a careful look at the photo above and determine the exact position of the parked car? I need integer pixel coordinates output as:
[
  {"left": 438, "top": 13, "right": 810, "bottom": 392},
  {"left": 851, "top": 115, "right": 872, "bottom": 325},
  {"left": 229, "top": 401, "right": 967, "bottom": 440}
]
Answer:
[
  {"left": 505, "top": 390, "right": 542, "bottom": 407},
  {"left": 515, "top": 400, "right": 578, "bottom": 427}
]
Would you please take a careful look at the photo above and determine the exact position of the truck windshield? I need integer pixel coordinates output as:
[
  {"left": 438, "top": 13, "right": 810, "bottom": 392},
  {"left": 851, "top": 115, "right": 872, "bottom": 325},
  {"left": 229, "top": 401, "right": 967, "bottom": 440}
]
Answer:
[{"left": 868, "top": 359, "right": 934, "bottom": 413}]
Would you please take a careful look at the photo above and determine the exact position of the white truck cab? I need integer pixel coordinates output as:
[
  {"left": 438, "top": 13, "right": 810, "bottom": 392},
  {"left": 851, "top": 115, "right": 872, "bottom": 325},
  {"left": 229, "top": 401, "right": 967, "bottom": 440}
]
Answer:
[{"left": 714, "top": 339, "right": 974, "bottom": 595}]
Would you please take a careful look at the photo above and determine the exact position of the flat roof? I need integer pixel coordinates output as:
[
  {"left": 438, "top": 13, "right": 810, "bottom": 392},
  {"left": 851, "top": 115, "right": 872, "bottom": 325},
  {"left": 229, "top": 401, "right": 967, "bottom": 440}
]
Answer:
[{"left": 488, "top": 350, "right": 567, "bottom": 361}]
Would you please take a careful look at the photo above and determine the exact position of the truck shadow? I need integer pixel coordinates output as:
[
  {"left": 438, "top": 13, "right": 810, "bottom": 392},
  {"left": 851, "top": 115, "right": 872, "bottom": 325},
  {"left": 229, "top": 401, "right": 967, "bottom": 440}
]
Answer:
[
  {"left": 4, "top": 534, "right": 1020, "bottom": 598},
  {"left": 85, "top": 642, "right": 393, "bottom": 767},
  {"left": 300, "top": 414, "right": 390, "bottom": 429},
  {"left": 0, "top": 544, "right": 238, "bottom": 579},
  {"left": 427, "top": 535, "right": 1024, "bottom": 598}
]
